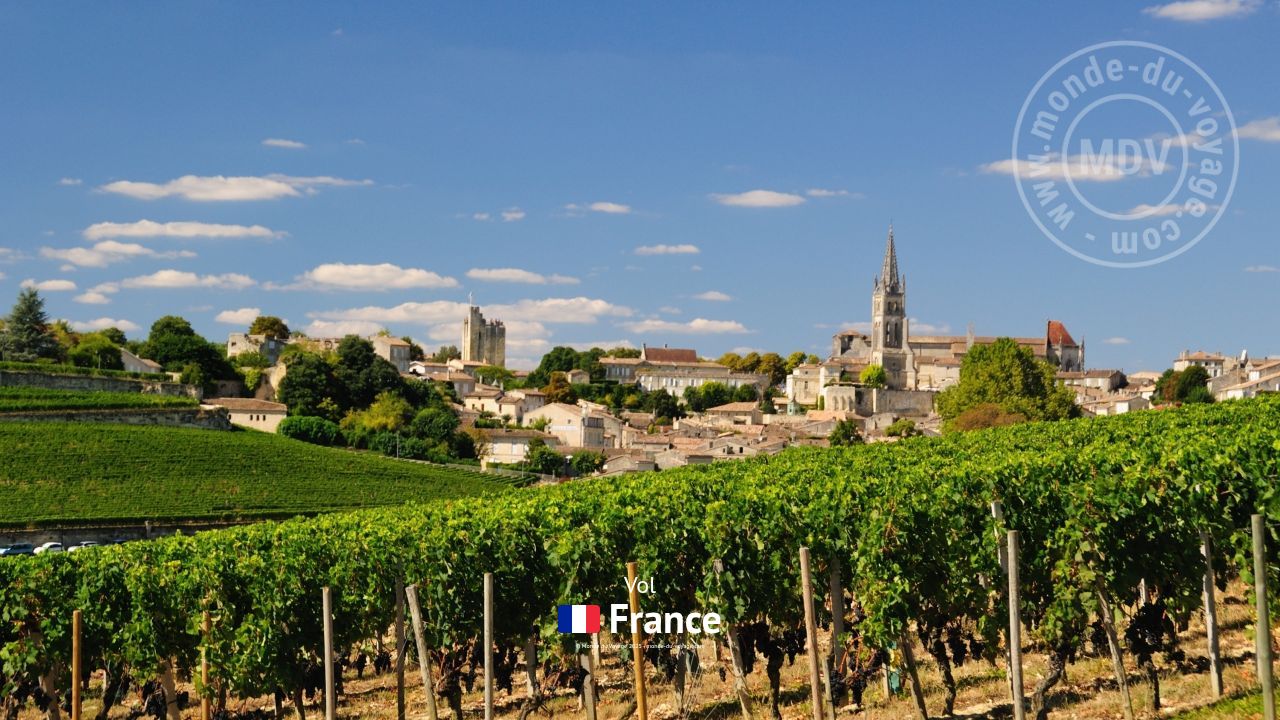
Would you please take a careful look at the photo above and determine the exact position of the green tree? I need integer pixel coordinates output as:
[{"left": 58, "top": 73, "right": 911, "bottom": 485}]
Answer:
[
  {"left": 353, "top": 391, "right": 415, "bottom": 432},
  {"left": 1175, "top": 365, "right": 1213, "bottom": 403},
  {"left": 401, "top": 336, "right": 425, "bottom": 362},
  {"left": 0, "top": 288, "right": 60, "bottom": 362},
  {"left": 527, "top": 346, "right": 579, "bottom": 387},
  {"left": 142, "top": 315, "right": 236, "bottom": 388},
  {"left": 885, "top": 418, "right": 920, "bottom": 437},
  {"left": 248, "top": 315, "right": 290, "bottom": 339},
  {"left": 785, "top": 351, "right": 808, "bottom": 374},
  {"left": 99, "top": 327, "right": 128, "bottom": 346},
  {"left": 410, "top": 406, "right": 460, "bottom": 443},
  {"left": 645, "top": 389, "right": 685, "bottom": 422},
  {"left": 732, "top": 384, "right": 759, "bottom": 402},
  {"left": 278, "top": 352, "right": 343, "bottom": 420},
  {"left": 475, "top": 365, "right": 515, "bottom": 387},
  {"left": 570, "top": 450, "right": 606, "bottom": 476},
  {"left": 757, "top": 352, "right": 787, "bottom": 386},
  {"left": 428, "top": 345, "right": 461, "bottom": 363},
  {"left": 685, "top": 381, "right": 733, "bottom": 412},
  {"left": 935, "top": 338, "right": 1079, "bottom": 431},
  {"left": 860, "top": 364, "right": 887, "bottom": 389},
  {"left": 524, "top": 438, "right": 565, "bottom": 476},
  {"left": 335, "top": 335, "right": 404, "bottom": 408},
  {"left": 828, "top": 418, "right": 864, "bottom": 446},
  {"left": 67, "top": 332, "right": 124, "bottom": 370}
]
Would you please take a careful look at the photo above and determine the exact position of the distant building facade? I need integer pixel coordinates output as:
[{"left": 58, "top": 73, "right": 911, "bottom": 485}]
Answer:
[{"left": 461, "top": 304, "right": 506, "bottom": 367}]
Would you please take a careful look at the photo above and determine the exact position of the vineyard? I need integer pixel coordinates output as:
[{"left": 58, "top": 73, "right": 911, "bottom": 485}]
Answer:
[
  {"left": 3, "top": 397, "right": 1280, "bottom": 719},
  {"left": 0, "top": 361, "right": 169, "bottom": 381},
  {"left": 0, "top": 387, "right": 198, "bottom": 413},
  {"left": 0, "top": 423, "right": 513, "bottom": 528}
]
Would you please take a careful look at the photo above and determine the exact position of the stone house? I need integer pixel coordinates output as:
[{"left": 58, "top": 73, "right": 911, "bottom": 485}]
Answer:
[
  {"left": 478, "top": 428, "right": 558, "bottom": 466},
  {"left": 119, "top": 348, "right": 163, "bottom": 375},
  {"left": 372, "top": 336, "right": 412, "bottom": 373},
  {"left": 208, "top": 397, "right": 288, "bottom": 433}
]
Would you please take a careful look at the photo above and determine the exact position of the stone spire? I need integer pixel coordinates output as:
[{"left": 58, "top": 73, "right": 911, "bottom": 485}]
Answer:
[{"left": 877, "top": 224, "right": 901, "bottom": 292}]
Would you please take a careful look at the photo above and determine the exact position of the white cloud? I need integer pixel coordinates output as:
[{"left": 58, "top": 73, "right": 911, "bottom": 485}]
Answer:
[
  {"left": 694, "top": 290, "right": 733, "bottom": 301},
  {"left": 303, "top": 319, "right": 386, "bottom": 337},
  {"left": 1245, "top": 265, "right": 1279, "bottom": 273},
  {"left": 1103, "top": 337, "right": 1132, "bottom": 345},
  {"left": 711, "top": 189, "right": 806, "bottom": 208},
  {"left": 589, "top": 201, "right": 632, "bottom": 215},
  {"left": 1237, "top": 117, "right": 1280, "bottom": 142},
  {"left": 122, "top": 270, "right": 255, "bottom": 290},
  {"left": 0, "top": 247, "right": 24, "bottom": 263},
  {"left": 806, "top": 188, "right": 865, "bottom": 199},
  {"left": 310, "top": 297, "right": 631, "bottom": 327},
  {"left": 215, "top": 307, "right": 263, "bottom": 325},
  {"left": 635, "top": 244, "right": 700, "bottom": 256},
  {"left": 84, "top": 220, "right": 282, "bottom": 241},
  {"left": 466, "top": 268, "right": 579, "bottom": 285},
  {"left": 345, "top": 138, "right": 365, "bottom": 145},
  {"left": 1143, "top": 0, "right": 1259, "bottom": 21},
  {"left": 99, "top": 174, "right": 372, "bottom": 201},
  {"left": 59, "top": 177, "right": 82, "bottom": 186},
  {"left": 41, "top": 241, "right": 197, "bottom": 268},
  {"left": 566, "top": 339, "right": 636, "bottom": 351},
  {"left": 0, "top": 271, "right": 5, "bottom": 280},
  {"left": 20, "top": 278, "right": 77, "bottom": 292},
  {"left": 279, "top": 263, "right": 459, "bottom": 291},
  {"left": 980, "top": 152, "right": 1172, "bottom": 183},
  {"left": 262, "top": 138, "right": 307, "bottom": 149},
  {"left": 502, "top": 207, "right": 526, "bottom": 222},
  {"left": 73, "top": 292, "right": 111, "bottom": 305},
  {"left": 472, "top": 212, "right": 492, "bottom": 221},
  {"left": 621, "top": 318, "right": 749, "bottom": 335},
  {"left": 69, "top": 318, "right": 140, "bottom": 332},
  {"left": 658, "top": 306, "right": 681, "bottom": 315}
]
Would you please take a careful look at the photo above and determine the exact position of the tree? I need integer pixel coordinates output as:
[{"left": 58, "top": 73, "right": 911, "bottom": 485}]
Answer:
[
  {"left": 785, "top": 351, "right": 808, "bottom": 374},
  {"left": 428, "top": 345, "right": 461, "bottom": 363},
  {"left": 828, "top": 418, "right": 864, "bottom": 446},
  {"left": 570, "top": 450, "right": 606, "bottom": 476},
  {"left": 524, "top": 438, "right": 565, "bottom": 476},
  {"left": 353, "top": 392, "right": 415, "bottom": 432},
  {"left": 142, "top": 315, "right": 237, "bottom": 389},
  {"left": 860, "top": 364, "right": 887, "bottom": 389},
  {"left": 410, "top": 407, "right": 460, "bottom": 443},
  {"left": 759, "top": 387, "right": 777, "bottom": 415},
  {"left": 528, "top": 346, "right": 579, "bottom": 387},
  {"left": 935, "top": 338, "right": 1079, "bottom": 431},
  {"left": 278, "top": 352, "right": 343, "bottom": 420},
  {"left": 543, "top": 372, "right": 578, "bottom": 404},
  {"left": 684, "top": 382, "right": 733, "bottom": 412},
  {"left": 885, "top": 418, "right": 920, "bottom": 438},
  {"left": 0, "top": 289, "right": 60, "bottom": 362},
  {"left": 99, "top": 327, "right": 128, "bottom": 346},
  {"left": 646, "top": 390, "right": 685, "bottom": 422},
  {"left": 475, "top": 365, "right": 515, "bottom": 387},
  {"left": 732, "top": 384, "right": 758, "bottom": 402},
  {"left": 948, "top": 403, "right": 1027, "bottom": 432},
  {"left": 757, "top": 352, "right": 787, "bottom": 387},
  {"left": 335, "top": 335, "right": 404, "bottom": 408},
  {"left": 1155, "top": 366, "right": 1214, "bottom": 404},
  {"left": 278, "top": 416, "right": 345, "bottom": 446},
  {"left": 49, "top": 320, "right": 78, "bottom": 361},
  {"left": 68, "top": 332, "right": 124, "bottom": 370},
  {"left": 248, "top": 315, "right": 290, "bottom": 339}
]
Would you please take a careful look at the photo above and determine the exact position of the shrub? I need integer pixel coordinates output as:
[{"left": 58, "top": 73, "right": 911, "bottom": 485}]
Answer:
[
  {"left": 885, "top": 418, "right": 920, "bottom": 438},
  {"left": 278, "top": 416, "right": 345, "bottom": 447}
]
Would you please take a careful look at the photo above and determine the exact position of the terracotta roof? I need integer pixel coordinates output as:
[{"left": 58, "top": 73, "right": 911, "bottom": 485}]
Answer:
[
  {"left": 641, "top": 346, "right": 699, "bottom": 363},
  {"left": 1180, "top": 351, "right": 1226, "bottom": 361},
  {"left": 706, "top": 402, "right": 760, "bottom": 413},
  {"left": 208, "top": 398, "right": 287, "bottom": 412},
  {"left": 1047, "top": 320, "right": 1077, "bottom": 347},
  {"left": 479, "top": 428, "right": 557, "bottom": 440}
]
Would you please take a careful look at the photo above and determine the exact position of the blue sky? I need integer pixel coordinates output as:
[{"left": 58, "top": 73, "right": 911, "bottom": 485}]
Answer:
[{"left": 1, "top": 1, "right": 1277, "bottom": 370}]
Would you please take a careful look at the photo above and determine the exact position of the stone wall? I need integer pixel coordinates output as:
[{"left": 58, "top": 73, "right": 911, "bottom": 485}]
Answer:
[
  {"left": 0, "top": 405, "right": 231, "bottom": 430},
  {"left": 0, "top": 369, "right": 200, "bottom": 398},
  {"left": 870, "top": 388, "right": 936, "bottom": 416}
]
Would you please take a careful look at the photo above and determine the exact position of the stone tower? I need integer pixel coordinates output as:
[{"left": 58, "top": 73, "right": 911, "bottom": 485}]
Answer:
[
  {"left": 869, "top": 225, "right": 914, "bottom": 390},
  {"left": 461, "top": 304, "right": 506, "bottom": 367}
]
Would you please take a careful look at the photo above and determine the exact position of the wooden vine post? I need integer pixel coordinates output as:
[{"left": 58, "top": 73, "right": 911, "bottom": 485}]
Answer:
[
  {"left": 1254, "top": 514, "right": 1276, "bottom": 720},
  {"left": 580, "top": 648, "right": 598, "bottom": 720},
  {"left": 826, "top": 558, "right": 843, "bottom": 716},
  {"left": 898, "top": 631, "right": 928, "bottom": 720},
  {"left": 395, "top": 582, "right": 407, "bottom": 720},
  {"left": 1201, "top": 531, "right": 1223, "bottom": 698},
  {"left": 71, "top": 609, "right": 82, "bottom": 720},
  {"left": 322, "top": 586, "right": 336, "bottom": 720},
  {"left": 1093, "top": 584, "right": 1135, "bottom": 720},
  {"left": 713, "top": 559, "right": 757, "bottom": 720},
  {"left": 405, "top": 584, "right": 440, "bottom": 720},
  {"left": 1005, "top": 530, "right": 1026, "bottom": 720},
  {"left": 627, "top": 561, "right": 649, "bottom": 720},
  {"left": 799, "top": 548, "right": 824, "bottom": 720},
  {"left": 201, "top": 610, "right": 212, "bottom": 720},
  {"left": 484, "top": 572, "right": 495, "bottom": 720}
]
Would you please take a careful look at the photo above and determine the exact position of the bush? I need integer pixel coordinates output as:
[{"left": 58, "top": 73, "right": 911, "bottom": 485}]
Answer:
[
  {"left": 885, "top": 418, "right": 920, "bottom": 438},
  {"left": 278, "top": 416, "right": 345, "bottom": 447}
]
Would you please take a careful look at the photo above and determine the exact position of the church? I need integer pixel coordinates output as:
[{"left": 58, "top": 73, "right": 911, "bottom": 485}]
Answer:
[{"left": 787, "top": 227, "right": 1084, "bottom": 407}]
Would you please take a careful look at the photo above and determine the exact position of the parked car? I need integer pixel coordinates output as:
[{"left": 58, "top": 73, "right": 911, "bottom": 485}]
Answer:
[
  {"left": 34, "top": 542, "right": 64, "bottom": 554},
  {"left": 68, "top": 541, "right": 100, "bottom": 553},
  {"left": 0, "top": 543, "right": 35, "bottom": 556}
]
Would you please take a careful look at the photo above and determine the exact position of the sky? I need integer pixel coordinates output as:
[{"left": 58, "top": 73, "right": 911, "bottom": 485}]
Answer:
[{"left": 0, "top": 1, "right": 1277, "bottom": 371}]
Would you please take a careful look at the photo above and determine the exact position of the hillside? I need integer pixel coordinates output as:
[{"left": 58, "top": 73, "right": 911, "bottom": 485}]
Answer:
[
  {"left": 0, "top": 422, "right": 512, "bottom": 527},
  {"left": 0, "top": 386, "right": 198, "bottom": 412}
]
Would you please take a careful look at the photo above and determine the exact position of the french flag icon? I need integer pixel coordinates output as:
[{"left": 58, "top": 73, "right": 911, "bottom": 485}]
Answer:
[{"left": 558, "top": 604, "right": 602, "bottom": 633}]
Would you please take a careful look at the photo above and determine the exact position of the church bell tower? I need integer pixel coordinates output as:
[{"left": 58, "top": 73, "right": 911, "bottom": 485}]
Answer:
[{"left": 869, "top": 225, "right": 913, "bottom": 389}]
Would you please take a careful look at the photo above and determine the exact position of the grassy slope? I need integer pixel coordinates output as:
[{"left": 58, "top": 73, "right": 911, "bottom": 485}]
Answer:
[
  {"left": 0, "top": 422, "right": 511, "bottom": 527},
  {"left": 0, "top": 386, "right": 198, "bottom": 411}
]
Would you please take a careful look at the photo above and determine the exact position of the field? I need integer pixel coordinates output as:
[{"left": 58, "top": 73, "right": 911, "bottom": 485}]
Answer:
[
  {"left": 0, "top": 422, "right": 513, "bottom": 527},
  {"left": 0, "top": 386, "right": 198, "bottom": 412},
  {"left": 4, "top": 398, "right": 1280, "bottom": 719}
]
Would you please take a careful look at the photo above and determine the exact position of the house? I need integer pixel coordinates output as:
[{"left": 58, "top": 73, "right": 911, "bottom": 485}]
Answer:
[
  {"left": 478, "top": 429, "right": 558, "bottom": 466},
  {"left": 1173, "top": 350, "right": 1234, "bottom": 379},
  {"left": 1221, "top": 369, "right": 1280, "bottom": 400},
  {"left": 1058, "top": 369, "right": 1127, "bottom": 392},
  {"left": 565, "top": 368, "right": 591, "bottom": 385},
  {"left": 523, "top": 403, "right": 610, "bottom": 449},
  {"left": 704, "top": 401, "right": 763, "bottom": 426},
  {"left": 119, "top": 348, "right": 163, "bottom": 375},
  {"left": 1082, "top": 394, "right": 1151, "bottom": 416},
  {"left": 208, "top": 398, "right": 288, "bottom": 432},
  {"left": 600, "top": 344, "right": 768, "bottom": 394},
  {"left": 416, "top": 370, "right": 477, "bottom": 398},
  {"left": 371, "top": 336, "right": 412, "bottom": 373},
  {"left": 227, "top": 333, "right": 288, "bottom": 365},
  {"left": 601, "top": 450, "right": 658, "bottom": 475}
]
